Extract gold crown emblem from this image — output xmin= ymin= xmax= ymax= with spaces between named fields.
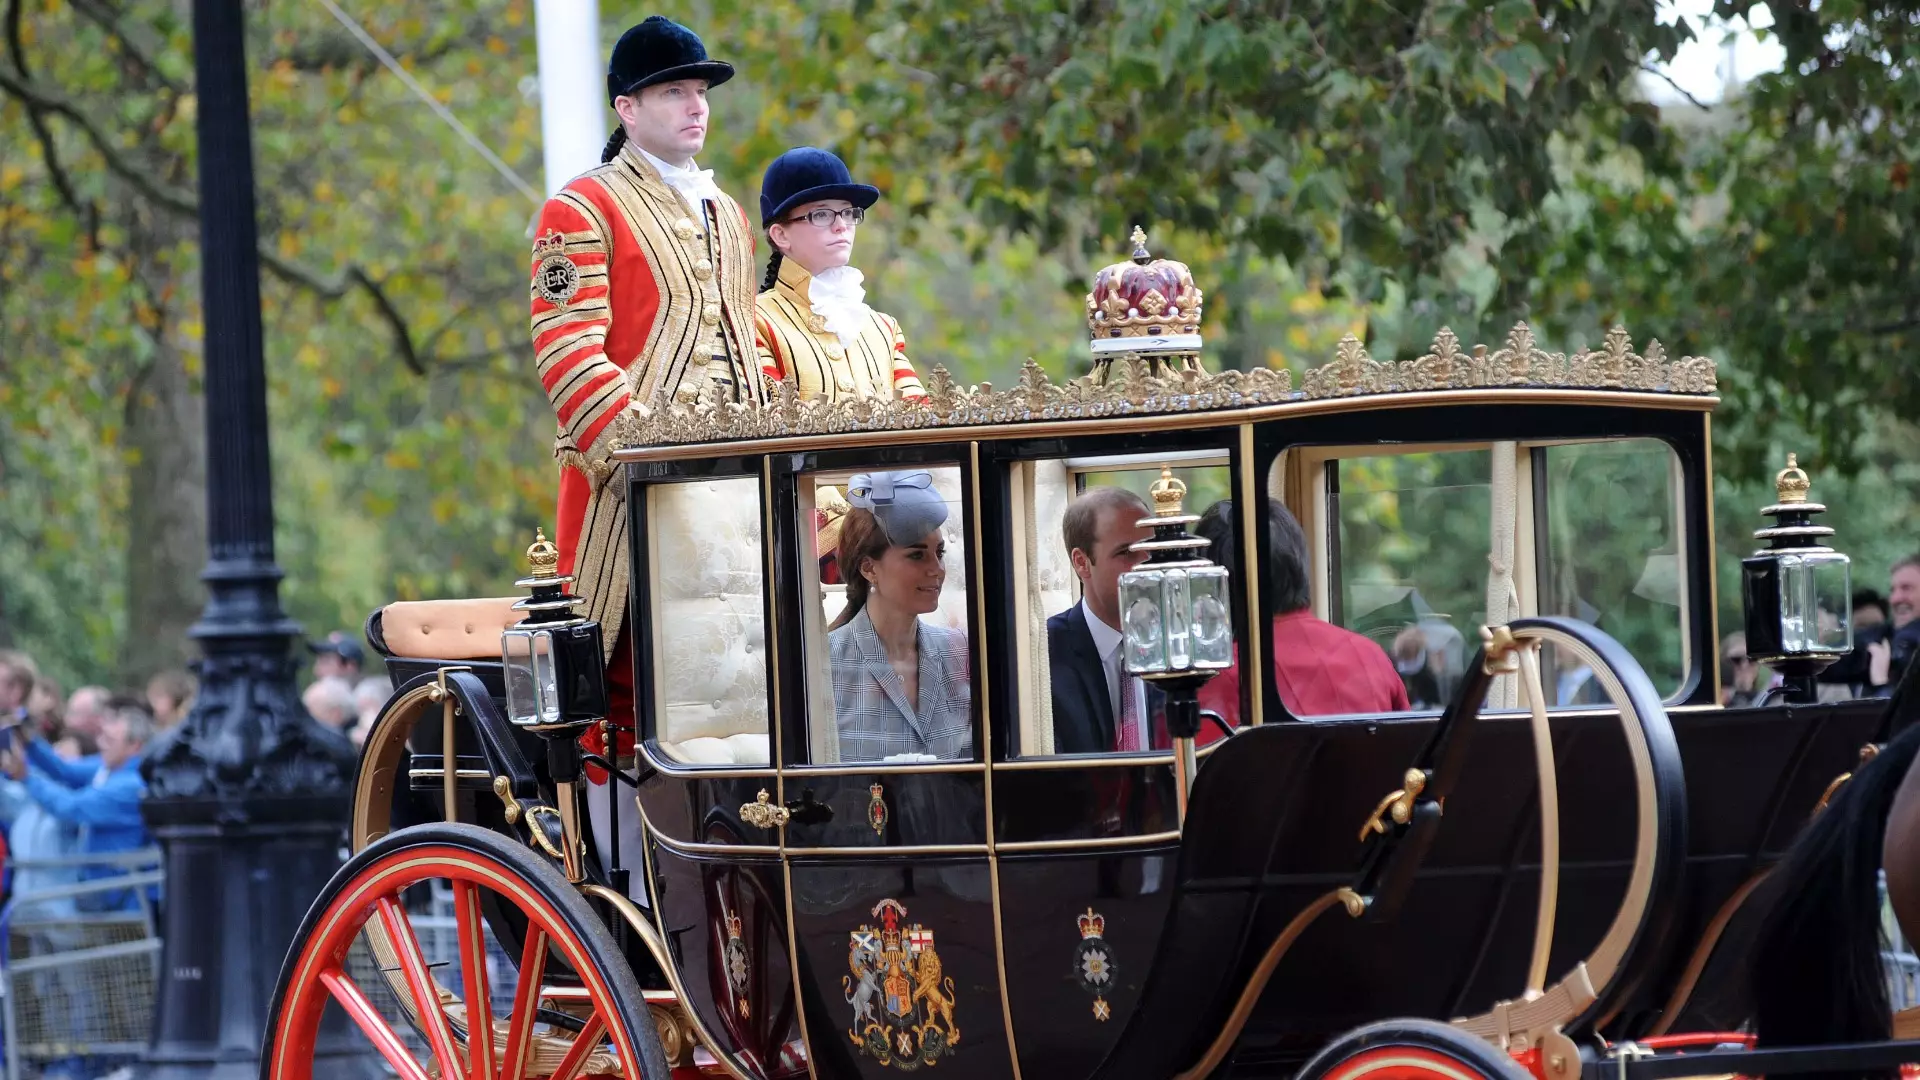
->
xmin=1775 ymin=453 xmax=1811 ymax=504
xmin=1078 ymin=907 xmax=1106 ymax=938
xmin=1149 ymin=466 xmax=1188 ymax=518
xmin=1086 ymin=224 xmax=1205 ymax=349
xmin=532 ymin=230 xmax=567 ymax=258
xmin=725 ymin=911 xmax=743 ymax=938
xmin=525 ymin=527 xmax=561 ymax=577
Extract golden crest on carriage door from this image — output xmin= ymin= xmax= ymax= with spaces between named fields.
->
xmin=844 ymin=898 xmax=958 ymax=1069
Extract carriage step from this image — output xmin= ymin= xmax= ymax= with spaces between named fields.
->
xmin=408 ymin=760 xmax=495 ymax=790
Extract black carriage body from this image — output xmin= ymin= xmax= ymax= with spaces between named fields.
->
xmin=590 ymin=386 xmax=1887 ymax=1080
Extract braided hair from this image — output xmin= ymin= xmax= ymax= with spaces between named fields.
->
xmin=760 ymin=249 xmax=784 ymax=293
xmin=600 ymin=127 xmax=627 ymax=164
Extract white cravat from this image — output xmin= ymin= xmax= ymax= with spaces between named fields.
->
xmin=807 ymin=265 xmax=874 ymax=348
xmin=635 ymin=146 xmax=724 ymax=208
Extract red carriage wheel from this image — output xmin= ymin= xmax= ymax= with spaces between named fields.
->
xmin=263 ymin=823 xmax=669 ymax=1080
xmin=1293 ymin=1019 xmax=1534 ymax=1080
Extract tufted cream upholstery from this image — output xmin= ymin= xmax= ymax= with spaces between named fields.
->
xmin=646 ymin=478 xmax=771 ymax=766
xmin=381 ymin=597 xmax=523 ymax=660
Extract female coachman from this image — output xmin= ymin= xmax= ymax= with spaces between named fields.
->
xmin=828 ymin=472 xmax=970 ymax=762
xmin=754 ymin=148 xmax=926 ymax=401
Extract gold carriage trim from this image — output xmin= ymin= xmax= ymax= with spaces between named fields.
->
xmin=611 ymin=323 xmax=1717 ymax=448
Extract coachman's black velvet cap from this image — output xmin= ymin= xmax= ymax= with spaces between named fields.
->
xmin=760 ymin=147 xmax=881 ymax=229
xmin=606 ymin=15 xmax=734 ymax=104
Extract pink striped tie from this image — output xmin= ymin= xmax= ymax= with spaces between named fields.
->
xmin=1116 ymin=666 xmax=1141 ymax=752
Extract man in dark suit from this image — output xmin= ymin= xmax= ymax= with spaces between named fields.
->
xmin=1048 ymin=486 xmax=1164 ymax=754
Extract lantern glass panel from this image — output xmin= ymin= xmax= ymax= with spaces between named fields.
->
xmin=1163 ymin=569 xmax=1192 ymax=670
xmin=1778 ymin=550 xmax=1853 ymax=655
xmin=1121 ymin=568 xmax=1167 ymax=674
xmin=502 ymin=626 xmax=560 ymax=726
xmin=1187 ymin=565 xmax=1233 ymax=668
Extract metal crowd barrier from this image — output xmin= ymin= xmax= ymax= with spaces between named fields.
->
xmin=0 ymin=849 xmax=163 ymax=1080
xmin=1887 ymin=871 xmax=1920 ymax=1011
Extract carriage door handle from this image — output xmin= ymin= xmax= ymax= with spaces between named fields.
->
xmin=740 ymin=790 xmax=789 ymax=829
xmin=739 ymin=788 xmax=835 ymax=829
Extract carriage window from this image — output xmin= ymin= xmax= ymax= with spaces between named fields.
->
xmin=798 ymin=465 xmax=973 ymax=765
xmin=1327 ymin=450 xmax=1493 ymax=712
xmin=1009 ymin=452 xmax=1238 ymax=756
xmin=1537 ymin=440 xmax=1688 ymax=702
xmin=645 ymin=477 xmax=770 ymax=765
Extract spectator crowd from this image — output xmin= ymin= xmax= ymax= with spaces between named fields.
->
xmin=0 ymin=630 xmax=390 ymax=914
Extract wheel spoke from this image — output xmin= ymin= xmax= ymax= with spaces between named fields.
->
xmin=319 ymin=967 xmax=434 ymax=1080
xmin=376 ymin=894 xmax=465 ymax=1080
xmin=498 ymin=925 xmax=549 ymax=1080
xmin=453 ymin=880 xmax=495 ymax=1080
xmin=545 ymin=1011 xmax=608 ymax=1080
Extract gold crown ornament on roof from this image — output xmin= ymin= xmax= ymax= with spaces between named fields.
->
xmin=1086 ymin=225 xmax=1205 ymax=356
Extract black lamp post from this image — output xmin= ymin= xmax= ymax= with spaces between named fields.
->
xmin=1117 ymin=467 xmax=1235 ymax=819
xmin=136 ymin=0 xmax=362 ymax=1076
xmin=1740 ymin=453 xmax=1854 ymax=706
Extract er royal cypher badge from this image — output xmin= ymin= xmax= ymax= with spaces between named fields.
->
xmin=531 ymin=231 xmax=580 ymax=306
xmin=844 ymin=898 xmax=959 ymax=1070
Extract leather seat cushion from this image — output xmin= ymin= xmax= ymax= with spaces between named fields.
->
xmin=382 ymin=597 xmax=522 ymax=660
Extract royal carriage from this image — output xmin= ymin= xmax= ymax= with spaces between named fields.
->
xmin=262 ymin=235 xmax=1917 ymax=1080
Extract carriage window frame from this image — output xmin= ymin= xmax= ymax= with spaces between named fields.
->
xmin=772 ymin=444 xmax=985 ymax=772
xmin=1274 ymin=436 xmax=1695 ymax=713
xmin=628 ymin=460 xmax=778 ymax=773
xmin=984 ymin=428 xmax=1254 ymax=762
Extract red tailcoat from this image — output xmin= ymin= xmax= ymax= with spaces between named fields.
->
xmin=528 ymin=143 xmax=763 ymax=657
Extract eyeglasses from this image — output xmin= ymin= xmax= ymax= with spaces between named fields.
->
xmin=786 ymin=206 xmax=865 ymax=229
xmin=1726 ymin=655 xmax=1754 ymax=666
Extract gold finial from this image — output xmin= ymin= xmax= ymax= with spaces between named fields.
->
xmin=1149 ymin=465 xmax=1187 ymax=517
xmin=1129 ymin=225 xmax=1151 ymax=264
xmin=1775 ymin=453 xmax=1811 ymax=504
xmin=525 ymin=527 xmax=560 ymax=577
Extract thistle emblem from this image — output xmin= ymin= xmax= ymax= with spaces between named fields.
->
xmin=724 ymin=910 xmax=750 ymax=1018
xmin=1074 ymin=907 xmax=1116 ymax=1021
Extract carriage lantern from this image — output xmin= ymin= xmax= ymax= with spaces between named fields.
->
xmin=500 ymin=528 xmax=609 ymax=729
xmin=1741 ymin=454 xmax=1852 ymax=703
xmin=1119 ymin=468 xmax=1234 ymax=812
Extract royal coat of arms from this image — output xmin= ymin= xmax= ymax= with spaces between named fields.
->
xmin=844 ymin=898 xmax=958 ymax=1069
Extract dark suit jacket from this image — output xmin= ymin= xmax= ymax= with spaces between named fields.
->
xmin=1047 ymin=605 xmax=1166 ymax=754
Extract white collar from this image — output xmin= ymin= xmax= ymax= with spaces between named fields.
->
xmin=1080 ymin=598 xmax=1123 ymax=662
xmin=634 ymin=145 xmax=723 ymax=208
xmin=805 ymin=264 xmax=873 ymax=346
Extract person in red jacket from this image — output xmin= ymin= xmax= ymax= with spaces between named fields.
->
xmin=1198 ymin=499 xmax=1410 ymax=723
xmin=528 ymin=15 xmax=766 ymax=762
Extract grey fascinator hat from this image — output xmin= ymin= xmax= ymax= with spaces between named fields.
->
xmin=846 ymin=471 xmax=949 ymax=546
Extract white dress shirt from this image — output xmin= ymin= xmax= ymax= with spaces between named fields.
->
xmin=1079 ymin=599 xmax=1147 ymax=751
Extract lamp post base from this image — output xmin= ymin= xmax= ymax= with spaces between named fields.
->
xmin=136 ymin=620 xmax=369 ymax=1079
xmin=137 ymin=808 xmax=381 ymax=1080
